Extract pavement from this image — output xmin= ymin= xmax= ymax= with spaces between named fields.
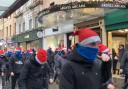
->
xmin=49 ymin=83 xmax=59 ymax=89
xmin=113 ymin=74 xmax=124 ymax=89
xmin=0 ymin=75 xmax=125 ymax=89
xmin=0 ymin=78 xmax=1 ymax=89
xmin=0 ymin=77 xmax=58 ymax=89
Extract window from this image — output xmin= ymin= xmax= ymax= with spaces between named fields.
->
xmin=19 ymin=24 xmax=21 ymax=33
xmin=23 ymin=22 xmax=25 ymax=32
xmin=10 ymin=25 xmax=11 ymax=36
xmin=14 ymin=23 xmax=16 ymax=35
xmin=35 ymin=17 xmax=38 ymax=28
xmin=29 ymin=19 xmax=32 ymax=30
xmin=6 ymin=27 xmax=8 ymax=38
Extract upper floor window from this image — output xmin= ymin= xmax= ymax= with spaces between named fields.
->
xmin=19 ymin=24 xmax=21 ymax=33
xmin=29 ymin=19 xmax=32 ymax=30
xmin=10 ymin=25 xmax=11 ymax=36
xmin=23 ymin=22 xmax=25 ymax=32
xmin=6 ymin=27 xmax=8 ymax=38
xmin=35 ymin=17 xmax=39 ymax=28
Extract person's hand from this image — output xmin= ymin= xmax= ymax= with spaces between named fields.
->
xmin=1 ymin=72 xmax=4 ymax=76
xmin=11 ymin=72 xmax=14 ymax=76
xmin=107 ymin=84 xmax=115 ymax=89
xmin=120 ymin=69 xmax=123 ymax=73
xmin=101 ymin=53 xmax=110 ymax=62
xmin=49 ymin=78 xmax=54 ymax=84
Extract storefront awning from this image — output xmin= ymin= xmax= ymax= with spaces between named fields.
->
xmin=12 ymin=29 xmax=43 ymax=43
xmin=106 ymin=21 xmax=128 ymax=31
xmin=105 ymin=9 xmax=128 ymax=31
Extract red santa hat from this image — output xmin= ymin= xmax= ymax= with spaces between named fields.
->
xmin=74 ymin=28 xmax=101 ymax=45
xmin=0 ymin=50 xmax=4 ymax=55
xmin=98 ymin=44 xmax=110 ymax=54
xmin=35 ymin=48 xmax=47 ymax=64
xmin=98 ymin=44 xmax=111 ymax=61
xmin=62 ymin=47 xmax=67 ymax=51
xmin=28 ymin=49 xmax=33 ymax=54
xmin=15 ymin=47 xmax=22 ymax=51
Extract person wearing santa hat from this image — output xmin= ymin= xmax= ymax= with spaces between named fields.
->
xmin=1 ymin=50 xmax=13 ymax=88
xmin=59 ymin=28 xmax=115 ymax=89
xmin=18 ymin=48 xmax=53 ymax=89
xmin=98 ymin=44 xmax=115 ymax=89
xmin=9 ymin=47 xmax=24 ymax=89
xmin=120 ymin=44 xmax=128 ymax=89
xmin=0 ymin=50 xmax=7 ymax=89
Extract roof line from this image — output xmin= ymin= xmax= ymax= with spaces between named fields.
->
xmin=0 ymin=0 xmax=29 ymax=18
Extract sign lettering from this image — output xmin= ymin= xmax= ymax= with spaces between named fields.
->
xmin=38 ymin=1 xmax=127 ymax=23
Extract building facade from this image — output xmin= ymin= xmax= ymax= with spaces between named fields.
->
xmin=105 ymin=9 xmax=128 ymax=53
xmin=39 ymin=0 xmax=115 ymax=50
xmin=0 ymin=13 xmax=16 ymax=49
xmin=0 ymin=19 xmax=4 ymax=39
xmin=12 ymin=0 xmax=44 ymax=50
xmin=2 ymin=0 xmax=118 ymax=50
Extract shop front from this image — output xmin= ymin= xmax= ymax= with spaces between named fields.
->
xmin=39 ymin=7 xmax=107 ymax=47
xmin=12 ymin=29 xmax=43 ymax=50
xmin=105 ymin=9 xmax=128 ymax=53
xmin=43 ymin=22 xmax=74 ymax=50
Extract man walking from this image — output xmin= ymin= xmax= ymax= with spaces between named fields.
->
xmin=59 ymin=28 xmax=115 ymax=89
xmin=18 ymin=48 xmax=53 ymax=89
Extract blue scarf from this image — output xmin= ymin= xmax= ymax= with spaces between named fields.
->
xmin=76 ymin=44 xmax=98 ymax=62
xmin=15 ymin=51 xmax=22 ymax=60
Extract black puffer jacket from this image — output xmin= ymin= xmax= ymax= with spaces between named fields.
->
xmin=59 ymin=48 xmax=110 ymax=89
xmin=120 ymin=50 xmax=128 ymax=75
xmin=9 ymin=54 xmax=24 ymax=74
xmin=18 ymin=58 xmax=53 ymax=89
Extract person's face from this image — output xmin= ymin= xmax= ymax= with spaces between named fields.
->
xmin=85 ymin=42 xmax=100 ymax=48
xmin=119 ymin=45 xmax=123 ymax=49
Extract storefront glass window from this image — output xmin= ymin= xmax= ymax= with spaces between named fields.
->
xmin=46 ymin=34 xmax=64 ymax=50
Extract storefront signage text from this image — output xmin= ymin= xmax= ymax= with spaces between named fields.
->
xmin=38 ymin=1 xmax=127 ymax=16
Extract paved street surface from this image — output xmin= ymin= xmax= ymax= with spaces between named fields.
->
xmin=113 ymin=74 xmax=124 ymax=89
xmin=0 ymin=77 xmax=59 ymax=89
xmin=0 ymin=78 xmax=1 ymax=89
xmin=50 ymin=83 xmax=59 ymax=89
xmin=0 ymin=76 xmax=124 ymax=89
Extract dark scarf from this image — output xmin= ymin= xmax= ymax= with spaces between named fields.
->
xmin=76 ymin=44 xmax=98 ymax=62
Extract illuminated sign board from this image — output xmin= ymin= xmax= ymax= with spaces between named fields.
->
xmin=38 ymin=1 xmax=127 ymax=23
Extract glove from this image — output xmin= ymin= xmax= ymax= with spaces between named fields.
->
xmin=11 ymin=72 xmax=14 ymax=76
xmin=49 ymin=78 xmax=54 ymax=84
xmin=107 ymin=84 xmax=115 ymax=89
xmin=101 ymin=53 xmax=110 ymax=62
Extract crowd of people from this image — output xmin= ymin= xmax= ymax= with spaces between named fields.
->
xmin=0 ymin=28 xmax=127 ymax=89
xmin=0 ymin=46 xmax=72 ymax=89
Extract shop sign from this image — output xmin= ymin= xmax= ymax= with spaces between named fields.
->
xmin=38 ymin=1 xmax=126 ymax=18
xmin=37 ymin=31 xmax=43 ymax=38
xmin=24 ymin=35 xmax=29 ymax=39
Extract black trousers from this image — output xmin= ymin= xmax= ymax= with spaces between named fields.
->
xmin=11 ymin=73 xmax=20 ymax=89
xmin=123 ymin=74 xmax=128 ymax=89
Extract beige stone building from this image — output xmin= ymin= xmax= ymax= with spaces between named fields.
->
xmin=0 ymin=19 xmax=4 ymax=40
xmin=3 ymin=14 xmax=16 ymax=42
xmin=1 ymin=0 xmax=116 ymax=50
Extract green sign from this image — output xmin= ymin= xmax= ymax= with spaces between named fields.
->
xmin=12 ymin=29 xmax=43 ymax=42
xmin=38 ymin=1 xmax=127 ymax=23
xmin=105 ymin=9 xmax=128 ymax=31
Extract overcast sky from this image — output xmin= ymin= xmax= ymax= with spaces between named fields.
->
xmin=0 ymin=0 xmax=15 ymax=7
xmin=0 ymin=0 xmax=15 ymax=15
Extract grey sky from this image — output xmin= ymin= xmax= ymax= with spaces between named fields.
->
xmin=0 ymin=0 xmax=15 ymax=16
xmin=0 ymin=0 xmax=15 ymax=7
